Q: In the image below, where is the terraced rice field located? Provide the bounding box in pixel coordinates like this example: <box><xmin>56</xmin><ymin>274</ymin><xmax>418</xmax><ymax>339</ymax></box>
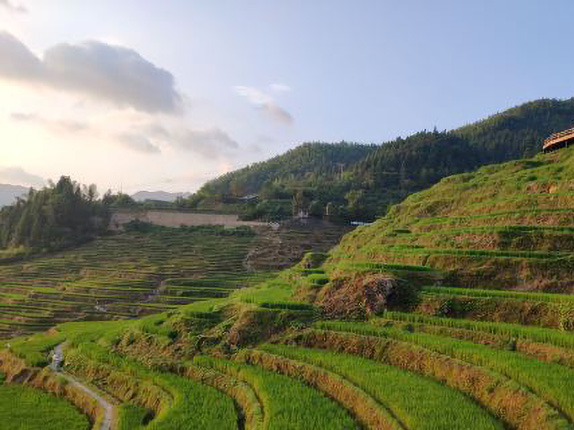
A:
<box><xmin>7</xmin><ymin>283</ymin><xmax>574</xmax><ymax>430</ymax></box>
<box><xmin>0</xmin><ymin>226</ymin><xmax>268</xmax><ymax>338</ymax></box>
<box><xmin>5</xmin><ymin>150</ymin><xmax>574</xmax><ymax>429</ymax></box>
<box><xmin>3</xmin><ymin>295</ymin><xmax>574</xmax><ymax>430</ymax></box>
<box><xmin>327</xmin><ymin>148</ymin><xmax>574</xmax><ymax>293</ymax></box>
<box><xmin>0</xmin><ymin>220</ymin><xmax>349</xmax><ymax>339</ymax></box>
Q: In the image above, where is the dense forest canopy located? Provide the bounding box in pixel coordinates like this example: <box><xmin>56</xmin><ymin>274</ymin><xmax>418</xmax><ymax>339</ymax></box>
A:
<box><xmin>180</xmin><ymin>97</ymin><xmax>574</xmax><ymax>221</ymax></box>
<box><xmin>0</xmin><ymin>177</ymin><xmax>115</xmax><ymax>252</ymax></box>
<box><xmin>455</xmin><ymin>98</ymin><xmax>574</xmax><ymax>160</ymax></box>
<box><xmin>190</xmin><ymin>142</ymin><xmax>377</xmax><ymax>202</ymax></box>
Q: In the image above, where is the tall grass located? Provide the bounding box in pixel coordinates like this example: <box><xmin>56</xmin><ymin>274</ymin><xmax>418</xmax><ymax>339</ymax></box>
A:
<box><xmin>422</xmin><ymin>286</ymin><xmax>574</xmax><ymax>304</ymax></box>
<box><xmin>415</xmin><ymin>208</ymin><xmax>574</xmax><ymax>226</ymax></box>
<box><xmin>116</xmin><ymin>404</ymin><xmax>151</xmax><ymax>430</ymax></box>
<box><xmin>194</xmin><ymin>355</ymin><xmax>360</xmax><ymax>430</ymax></box>
<box><xmin>183</xmin><ymin>363</ymin><xmax>264</xmax><ymax>430</ymax></box>
<box><xmin>237</xmin><ymin>348</ymin><xmax>401</xmax><ymax>430</ymax></box>
<box><xmin>381</xmin><ymin>311</ymin><xmax>574</xmax><ymax>349</ymax></box>
<box><xmin>259</xmin><ymin>344</ymin><xmax>503</xmax><ymax>430</ymax></box>
<box><xmin>0</xmin><ymin>385</ymin><xmax>89</xmax><ymax>430</ymax></box>
<box><xmin>317</xmin><ymin>321</ymin><xmax>574</xmax><ymax>424</ymax></box>
<box><xmin>291</xmin><ymin>327</ymin><xmax>565</xmax><ymax>430</ymax></box>
<box><xmin>375</xmin><ymin>244</ymin><xmax>562</xmax><ymax>259</ymax></box>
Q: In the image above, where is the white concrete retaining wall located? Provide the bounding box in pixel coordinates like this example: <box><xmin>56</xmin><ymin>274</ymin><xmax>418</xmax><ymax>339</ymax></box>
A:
<box><xmin>110</xmin><ymin>209</ymin><xmax>267</xmax><ymax>230</ymax></box>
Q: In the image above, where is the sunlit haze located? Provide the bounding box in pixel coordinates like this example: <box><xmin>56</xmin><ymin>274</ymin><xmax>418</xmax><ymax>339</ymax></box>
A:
<box><xmin>1</xmin><ymin>0</ymin><xmax>573</xmax><ymax>193</ymax></box>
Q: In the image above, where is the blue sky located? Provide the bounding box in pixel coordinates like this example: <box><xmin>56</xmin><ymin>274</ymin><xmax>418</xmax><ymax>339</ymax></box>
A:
<box><xmin>0</xmin><ymin>0</ymin><xmax>573</xmax><ymax>192</ymax></box>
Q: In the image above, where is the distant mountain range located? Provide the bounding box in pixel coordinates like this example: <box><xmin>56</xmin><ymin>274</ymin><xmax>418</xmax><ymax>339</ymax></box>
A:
<box><xmin>0</xmin><ymin>186</ymin><xmax>188</xmax><ymax>207</ymax></box>
<box><xmin>0</xmin><ymin>184</ymin><xmax>28</xmax><ymax>207</ymax></box>
<box><xmin>131</xmin><ymin>191</ymin><xmax>190</xmax><ymax>202</ymax></box>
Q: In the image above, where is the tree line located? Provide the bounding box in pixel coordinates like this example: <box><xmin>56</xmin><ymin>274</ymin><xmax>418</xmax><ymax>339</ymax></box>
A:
<box><xmin>0</xmin><ymin>176</ymin><xmax>130</xmax><ymax>252</ymax></box>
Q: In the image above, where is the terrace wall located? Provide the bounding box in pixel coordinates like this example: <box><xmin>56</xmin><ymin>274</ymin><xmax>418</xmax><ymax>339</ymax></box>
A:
<box><xmin>110</xmin><ymin>209</ymin><xmax>267</xmax><ymax>230</ymax></box>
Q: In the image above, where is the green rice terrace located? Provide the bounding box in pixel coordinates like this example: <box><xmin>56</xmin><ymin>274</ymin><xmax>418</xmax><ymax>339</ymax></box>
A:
<box><xmin>0</xmin><ymin>381</ymin><xmax>90</xmax><ymax>430</ymax></box>
<box><xmin>5</xmin><ymin>147</ymin><xmax>574</xmax><ymax>430</ymax></box>
<box><xmin>0</xmin><ymin>221</ymin><xmax>347</xmax><ymax>340</ymax></box>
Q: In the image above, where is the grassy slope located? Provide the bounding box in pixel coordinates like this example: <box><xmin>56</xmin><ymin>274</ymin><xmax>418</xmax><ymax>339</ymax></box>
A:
<box><xmin>327</xmin><ymin>146</ymin><xmax>574</xmax><ymax>292</ymax></box>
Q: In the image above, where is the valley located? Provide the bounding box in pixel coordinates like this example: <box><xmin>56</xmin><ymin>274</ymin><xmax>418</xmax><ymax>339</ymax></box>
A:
<box><xmin>3</xmin><ymin>144</ymin><xmax>574</xmax><ymax>430</ymax></box>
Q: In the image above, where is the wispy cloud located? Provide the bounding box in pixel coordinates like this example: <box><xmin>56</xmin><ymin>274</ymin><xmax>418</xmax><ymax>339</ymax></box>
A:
<box><xmin>10</xmin><ymin>112</ymin><xmax>89</xmax><ymax>134</ymax></box>
<box><xmin>0</xmin><ymin>0</ymin><xmax>27</xmax><ymax>13</ymax></box>
<box><xmin>0</xmin><ymin>31</ymin><xmax>183</xmax><ymax>113</ymax></box>
<box><xmin>170</xmin><ymin>127</ymin><xmax>240</xmax><ymax>158</ymax></box>
<box><xmin>234</xmin><ymin>85</ymin><xmax>294</xmax><ymax>125</ymax></box>
<box><xmin>117</xmin><ymin>133</ymin><xmax>161</xmax><ymax>154</ymax></box>
<box><xmin>269</xmin><ymin>83</ymin><xmax>292</xmax><ymax>93</ymax></box>
<box><xmin>115</xmin><ymin>121</ymin><xmax>240</xmax><ymax>158</ymax></box>
<box><xmin>8</xmin><ymin>111</ymin><xmax>241</xmax><ymax>159</ymax></box>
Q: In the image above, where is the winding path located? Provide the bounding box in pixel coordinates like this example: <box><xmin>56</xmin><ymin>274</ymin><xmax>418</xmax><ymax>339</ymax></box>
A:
<box><xmin>51</xmin><ymin>344</ymin><xmax>114</xmax><ymax>430</ymax></box>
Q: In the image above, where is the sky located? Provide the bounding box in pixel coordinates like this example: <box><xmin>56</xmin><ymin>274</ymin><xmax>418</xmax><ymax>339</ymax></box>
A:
<box><xmin>0</xmin><ymin>0</ymin><xmax>573</xmax><ymax>194</ymax></box>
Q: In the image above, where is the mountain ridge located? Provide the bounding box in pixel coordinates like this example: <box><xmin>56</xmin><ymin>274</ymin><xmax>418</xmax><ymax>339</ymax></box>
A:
<box><xmin>0</xmin><ymin>184</ymin><xmax>28</xmax><ymax>207</ymax></box>
<box><xmin>183</xmin><ymin>97</ymin><xmax>574</xmax><ymax>221</ymax></box>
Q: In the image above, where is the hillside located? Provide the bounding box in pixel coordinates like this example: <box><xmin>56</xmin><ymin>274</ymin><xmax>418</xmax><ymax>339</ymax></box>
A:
<box><xmin>4</xmin><ymin>147</ymin><xmax>574</xmax><ymax>429</ymax></box>
<box><xmin>187</xmin><ymin>142</ymin><xmax>377</xmax><ymax>219</ymax></box>
<box><xmin>186</xmin><ymin>98</ymin><xmax>574</xmax><ymax>221</ymax></box>
<box><xmin>327</xmin><ymin>145</ymin><xmax>574</xmax><ymax>292</ymax></box>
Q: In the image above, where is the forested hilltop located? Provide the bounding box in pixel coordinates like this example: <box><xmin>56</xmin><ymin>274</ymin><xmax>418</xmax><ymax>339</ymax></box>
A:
<box><xmin>0</xmin><ymin>176</ymin><xmax>130</xmax><ymax>254</ymax></box>
<box><xmin>182</xmin><ymin>98</ymin><xmax>574</xmax><ymax>221</ymax></box>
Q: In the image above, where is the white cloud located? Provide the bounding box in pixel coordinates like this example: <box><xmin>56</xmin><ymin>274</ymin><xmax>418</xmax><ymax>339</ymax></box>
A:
<box><xmin>10</xmin><ymin>112</ymin><xmax>35</xmax><ymax>121</ymax></box>
<box><xmin>0</xmin><ymin>31</ymin><xmax>183</xmax><ymax>113</ymax></box>
<box><xmin>113</xmin><ymin>120</ymin><xmax>240</xmax><ymax>158</ymax></box>
<box><xmin>0</xmin><ymin>32</ymin><xmax>246</xmax><ymax>162</ymax></box>
<box><xmin>234</xmin><ymin>85</ymin><xmax>294</xmax><ymax>125</ymax></box>
<box><xmin>0</xmin><ymin>0</ymin><xmax>27</xmax><ymax>13</ymax></box>
<box><xmin>0</xmin><ymin>166</ymin><xmax>43</xmax><ymax>187</ymax></box>
<box><xmin>235</xmin><ymin>86</ymin><xmax>273</xmax><ymax>105</ymax></box>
